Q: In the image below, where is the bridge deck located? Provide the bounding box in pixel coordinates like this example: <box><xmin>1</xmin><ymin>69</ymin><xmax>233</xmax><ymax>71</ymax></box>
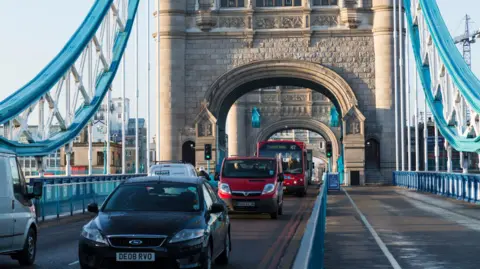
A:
<box><xmin>324</xmin><ymin>186</ymin><xmax>480</xmax><ymax>269</ymax></box>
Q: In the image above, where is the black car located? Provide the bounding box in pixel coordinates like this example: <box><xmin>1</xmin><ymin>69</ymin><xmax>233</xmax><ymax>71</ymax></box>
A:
<box><xmin>78</xmin><ymin>176</ymin><xmax>231</xmax><ymax>269</ymax></box>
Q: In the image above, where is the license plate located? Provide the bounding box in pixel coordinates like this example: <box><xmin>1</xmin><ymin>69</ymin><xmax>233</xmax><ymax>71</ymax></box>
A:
<box><xmin>236</xmin><ymin>201</ymin><xmax>255</xmax><ymax>207</ymax></box>
<box><xmin>116</xmin><ymin>253</ymin><xmax>155</xmax><ymax>262</ymax></box>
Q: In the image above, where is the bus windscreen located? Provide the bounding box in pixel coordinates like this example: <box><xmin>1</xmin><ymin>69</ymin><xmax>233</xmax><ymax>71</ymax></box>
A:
<box><xmin>258</xmin><ymin>143</ymin><xmax>303</xmax><ymax>174</ymax></box>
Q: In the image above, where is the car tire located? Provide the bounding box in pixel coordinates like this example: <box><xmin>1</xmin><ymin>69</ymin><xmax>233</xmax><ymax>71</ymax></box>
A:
<box><xmin>201</xmin><ymin>243</ymin><xmax>213</xmax><ymax>269</ymax></box>
<box><xmin>215</xmin><ymin>231</ymin><xmax>230</xmax><ymax>265</ymax></box>
<box><xmin>278</xmin><ymin>202</ymin><xmax>283</xmax><ymax>215</ymax></box>
<box><xmin>16</xmin><ymin>228</ymin><xmax>36</xmax><ymax>266</ymax></box>
<box><xmin>270</xmin><ymin>208</ymin><xmax>278</xmax><ymax>219</ymax></box>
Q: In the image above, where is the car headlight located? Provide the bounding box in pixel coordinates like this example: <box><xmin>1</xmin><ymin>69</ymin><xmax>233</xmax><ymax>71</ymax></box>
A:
<box><xmin>169</xmin><ymin>229</ymin><xmax>205</xmax><ymax>244</ymax></box>
<box><xmin>81</xmin><ymin>226</ymin><xmax>108</xmax><ymax>245</ymax></box>
<box><xmin>262</xmin><ymin>183</ymin><xmax>275</xmax><ymax>195</ymax></box>
<box><xmin>219</xmin><ymin>183</ymin><xmax>231</xmax><ymax>194</ymax></box>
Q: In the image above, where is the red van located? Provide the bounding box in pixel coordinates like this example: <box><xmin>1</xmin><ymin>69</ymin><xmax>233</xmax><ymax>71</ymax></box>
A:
<box><xmin>217</xmin><ymin>156</ymin><xmax>284</xmax><ymax>219</ymax></box>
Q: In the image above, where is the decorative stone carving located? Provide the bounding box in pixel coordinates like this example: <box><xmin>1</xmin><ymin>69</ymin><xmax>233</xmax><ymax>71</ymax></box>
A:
<box><xmin>198</xmin><ymin>120</ymin><xmax>213</xmax><ymax>137</ymax></box>
<box><xmin>282</xmin><ymin>94</ymin><xmax>306</xmax><ymax>102</ymax></box>
<box><xmin>218</xmin><ymin>17</ymin><xmax>246</xmax><ymax>28</ymax></box>
<box><xmin>195</xmin><ymin>2</ymin><xmax>216</xmax><ymax>32</ymax></box>
<box><xmin>311</xmin><ymin>16</ymin><xmax>338</xmax><ymax>27</ymax></box>
<box><xmin>263</xmin><ymin>94</ymin><xmax>278</xmax><ymax>102</ymax></box>
<box><xmin>255</xmin><ymin>16</ymin><xmax>303</xmax><ymax>29</ymax></box>
<box><xmin>346</xmin><ymin>118</ymin><xmax>361</xmax><ymax>135</ymax></box>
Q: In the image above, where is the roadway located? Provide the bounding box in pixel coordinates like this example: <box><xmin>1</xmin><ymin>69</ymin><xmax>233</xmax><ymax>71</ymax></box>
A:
<box><xmin>0</xmin><ymin>186</ymin><xmax>319</xmax><ymax>269</ymax></box>
<box><xmin>324</xmin><ymin>186</ymin><xmax>480</xmax><ymax>269</ymax></box>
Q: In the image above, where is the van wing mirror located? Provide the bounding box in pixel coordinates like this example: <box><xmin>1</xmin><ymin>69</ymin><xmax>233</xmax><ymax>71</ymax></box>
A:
<box><xmin>27</xmin><ymin>181</ymin><xmax>43</xmax><ymax>199</ymax></box>
<box><xmin>278</xmin><ymin>173</ymin><xmax>284</xmax><ymax>182</ymax></box>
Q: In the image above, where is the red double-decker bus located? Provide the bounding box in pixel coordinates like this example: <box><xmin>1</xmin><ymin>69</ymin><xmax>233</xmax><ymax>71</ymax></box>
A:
<box><xmin>257</xmin><ymin>140</ymin><xmax>307</xmax><ymax>197</ymax></box>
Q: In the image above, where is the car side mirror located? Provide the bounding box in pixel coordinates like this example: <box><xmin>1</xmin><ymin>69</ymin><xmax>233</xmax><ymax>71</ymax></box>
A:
<box><xmin>26</xmin><ymin>181</ymin><xmax>43</xmax><ymax>199</ymax></box>
<box><xmin>210</xmin><ymin>203</ymin><xmax>224</xmax><ymax>214</ymax></box>
<box><xmin>87</xmin><ymin>203</ymin><xmax>99</xmax><ymax>214</ymax></box>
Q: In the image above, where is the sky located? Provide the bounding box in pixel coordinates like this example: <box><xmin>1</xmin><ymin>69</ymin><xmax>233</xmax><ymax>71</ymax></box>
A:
<box><xmin>0</xmin><ymin>0</ymin><xmax>479</xmax><ymax>137</ymax></box>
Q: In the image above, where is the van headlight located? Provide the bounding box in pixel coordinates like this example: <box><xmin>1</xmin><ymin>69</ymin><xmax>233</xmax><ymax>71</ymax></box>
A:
<box><xmin>219</xmin><ymin>183</ymin><xmax>231</xmax><ymax>194</ymax></box>
<box><xmin>262</xmin><ymin>183</ymin><xmax>275</xmax><ymax>195</ymax></box>
<box><xmin>81</xmin><ymin>226</ymin><xmax>108</xmax><ymax>245</ymax></box>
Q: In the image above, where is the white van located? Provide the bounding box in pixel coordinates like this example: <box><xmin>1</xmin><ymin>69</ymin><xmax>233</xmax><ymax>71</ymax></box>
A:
<box><xmin>148</xmin><ymin>162</ymin><xmax>197</xmax><ymax>177</ymax></box>
<box><xmin>0</xmin><ymin>148</ymin><xmax>43</xmax><ymax>266</ymax></box>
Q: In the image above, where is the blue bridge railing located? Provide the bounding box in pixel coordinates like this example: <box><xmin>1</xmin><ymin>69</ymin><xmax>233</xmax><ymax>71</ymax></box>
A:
<box><xmin>28</xmin><ymin>174</ymin><xmax>147</xmax><ymax>221</ymax></box>
<box><xmin>292</xmin><ymin>172</ymin><xmax>331</xmax><ymax>269</ymax></box>
<box><xmin>394</xmin><ymin>171</ymin><xmax>480</xmax><ymax>204</ymax></box>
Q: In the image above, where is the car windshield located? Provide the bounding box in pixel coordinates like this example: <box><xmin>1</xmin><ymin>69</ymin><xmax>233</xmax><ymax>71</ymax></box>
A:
<box><xmin>222</xmin><ymin>159</ymin><xmax>276</xmax><ymax>178</ymax></box>
<box><xmin>102</xmin><ymin>182</ymin><xmax>201</xmax><ymax>212</ymax></box>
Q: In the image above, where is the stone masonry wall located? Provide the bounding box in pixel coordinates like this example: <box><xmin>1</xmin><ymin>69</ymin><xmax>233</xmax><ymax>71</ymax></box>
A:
<box><xmin>184</xmin><ymin>35</ymin><xmax>376</xmax><ymax>133</ymax></box>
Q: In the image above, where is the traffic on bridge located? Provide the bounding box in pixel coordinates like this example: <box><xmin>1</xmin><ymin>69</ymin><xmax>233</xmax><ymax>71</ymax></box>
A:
<box><xmin>1</xmin><ymin>0</ymin><xmax>480</xmax><ymax>268</ymax></box>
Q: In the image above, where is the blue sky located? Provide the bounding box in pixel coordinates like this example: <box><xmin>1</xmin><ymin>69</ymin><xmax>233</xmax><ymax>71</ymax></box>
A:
<box><xmin>0</xmin><ymin>1</ymin><xmax>478</xmax><ymax>133</ymax></box>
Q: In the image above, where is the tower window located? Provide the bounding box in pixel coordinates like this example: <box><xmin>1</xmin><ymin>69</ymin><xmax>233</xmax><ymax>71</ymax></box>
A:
<box><xmin>221</xmin><ymin>0</ymin><xmax>245</xmax><ymax>7</ymax></box>
<box><xmin>256</xmin><ymin>0</ymin><xmax>301</xmax><ymax>6</ymax></box>
<box><xmin>313</xmin><ymin>0</ymin><xmax>338</xmax><ymax>5</ymax></box>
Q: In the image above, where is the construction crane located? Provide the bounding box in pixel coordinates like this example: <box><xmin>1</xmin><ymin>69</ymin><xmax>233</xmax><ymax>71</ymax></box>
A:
<box><xmin>453</xmin><ymin>14</ymin><xmax>480</xmax><ymax>68</ymax></box>
<box><xmin>453</xmin><ymin>15</ymin><xmax>479</xmax><ymax>124</ymax></box>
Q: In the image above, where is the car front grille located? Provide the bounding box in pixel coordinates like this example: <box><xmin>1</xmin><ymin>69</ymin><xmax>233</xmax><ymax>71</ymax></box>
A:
<box><xmin>231</xmin><ymin>191</ymin><xmax>262</xmax><ymax>197</ymax></box>
<box><xmin>107</xmin><ymin>235</ymin><xmax>167</xmax><ymax>248</ymax></box>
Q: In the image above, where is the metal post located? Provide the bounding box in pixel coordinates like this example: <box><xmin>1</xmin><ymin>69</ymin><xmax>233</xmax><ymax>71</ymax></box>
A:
<box><xmin>393</xmin><ymin>0</ymin><xmax>399</xmax><ymax>171</ymax></box>
<box><xmin>135</xmin><ymin>8</ymin><xmax>139</xmax><ymax>174</ymax></box>
<box><xmin>424</xmin><ymin>96</ymin><xmax>428</xmax><ymax>171</ymax></box>
<box><xmin>106</xmin><ymin>9</ymin><xmax>111</xmax><ymax>175</ymax></box>
<box><xmin>399</xmin><ymin>0</ymin><xmax>405</xmax><ymax>171</ymax></box>
<box><xmin>406</xmin><ymin>23</ymin><xmax>411</xmax><ymax>171</ymax></box>
<box><xmin>414</xmin><ymin>53</ymin><xmax>419</xmax><ymax>171</ymax></box>
<box><xmin>88</xmin><ymin>42</ymin><xmax>93</xmax><ymax>176</ymax></box>
<box><xmin>434</xmin><ymin>123</ymin><xmax>439</xmax><ymax>171</ymax></box>
<box><xmin>155</xmin><ymin>0</ymin><xmax>161</xmax><ymax>161</ymax></box>
<box><xmin>146</xmin><ymin>0</ymin><xmax>151</xmax><ymax>172</ymax></box>
<box><xmin>447</xmin><ymin>144</ymin><xmax>452</xmax><ymax>172</ymax></box>
<box><xmin>121</xmin><ymin>54</ymin><xmax>126</xmax><ymax>174</ymax></box>
<box><xmin>66</xmin><ymin>73</ymin><xmax>72</xmax><ymax>177</ymax></box>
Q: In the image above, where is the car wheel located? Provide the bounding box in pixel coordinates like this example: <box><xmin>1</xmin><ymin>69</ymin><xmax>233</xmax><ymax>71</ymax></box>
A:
<box><xmin>202</xmin><ymin>243</ymin><xmax>213</xmax><ymax>269</ymax></box>
<box><xmin>270</xmin><ymin>208</ymin><xmax>278</xmax><ymax>219</ymax></box>
<box><xmin>215</xmin><ymin>231</ymin><xmax>230</xmax><ymax>265</ymax></box>
<box><xmin>16</xmin><ymin>228</ymin><xmax>36</xmax><ymax>266</ymax></box>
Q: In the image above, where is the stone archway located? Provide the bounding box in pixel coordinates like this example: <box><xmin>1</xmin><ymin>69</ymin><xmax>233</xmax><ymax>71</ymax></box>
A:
<box><xmin>197</xmin><ymin>59</ymin><xmax>366</xmax><ymax>183</ymax></box>
<box><xmin>255</xmin><ymin>118</ymin><xmax>341</xmax><ymax>172</ymax></box>
<box><xmin>205</xmin><ymin>59</ymin><xmax>359</xmax><ymax>121</ymax></box>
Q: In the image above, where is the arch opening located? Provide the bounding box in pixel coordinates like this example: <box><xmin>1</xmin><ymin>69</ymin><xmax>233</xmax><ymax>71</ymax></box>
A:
<box><xmin>182</xmin><ymin>141</ymin><xmax>196</xmax><ymax>166</ymax></box>
<box><xmin>365</xmin><ymin>138</ymin><xmax>380</xmax><ymax>169</ymax></box>
<box><xmin>254</xmin><ymin>119</ymin><xmax>340</xmax><ymax>172</ymax></box>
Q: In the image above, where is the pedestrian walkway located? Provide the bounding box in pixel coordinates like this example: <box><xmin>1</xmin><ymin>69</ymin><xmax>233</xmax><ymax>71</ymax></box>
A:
<box><xmin>324</xmin><ymin>186</ymin><xmax>480</xmax><ymax>269</ymax></box>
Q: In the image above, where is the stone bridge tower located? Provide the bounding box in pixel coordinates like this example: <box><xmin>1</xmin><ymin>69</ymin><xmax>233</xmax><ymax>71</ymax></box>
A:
<box><xmin>155</xmin><ymin>0</ymin><xmax>397</xmax><ymax>185</ymax></box>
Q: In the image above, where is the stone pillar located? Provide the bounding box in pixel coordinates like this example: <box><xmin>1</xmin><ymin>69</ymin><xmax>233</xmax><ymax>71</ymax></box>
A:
<box><xmin>227</xmin><ymin>100</ymin><xmax>246</xmax><ymax>156</ymax></box>
<box><xmin>372</xmin><ymin>0</ymin><xmax>395</xmax><ymax>181</ymax></box>
<box><xmin>156</xmin><ymin>0</ymin><xmax>186</xmax><ymax>161</ymax></box>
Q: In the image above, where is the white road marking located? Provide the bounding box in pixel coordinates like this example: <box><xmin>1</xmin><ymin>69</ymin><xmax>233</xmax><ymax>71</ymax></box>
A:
<box><xmin>343</xmin><ymin>188</ymin><xmax>403</xmax><ymax>269</ymax></box>
<box><xmin>68</xmin><ymin>260</ymin><xmax>79</xmax><ymax>266</ymax></box>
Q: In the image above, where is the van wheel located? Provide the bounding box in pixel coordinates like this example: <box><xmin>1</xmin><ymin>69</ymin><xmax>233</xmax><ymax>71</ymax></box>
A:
<box><xmin>16</xmin><ymin>228</ymin><xmax>36</xmax><ymax>266</ymax></box>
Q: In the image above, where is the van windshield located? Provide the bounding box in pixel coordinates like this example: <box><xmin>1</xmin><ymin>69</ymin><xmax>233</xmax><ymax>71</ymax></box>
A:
<box><xmin>222</xmin><ymin>159</ymin><xmax>276</xmax><ymax>179</ymax></box>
